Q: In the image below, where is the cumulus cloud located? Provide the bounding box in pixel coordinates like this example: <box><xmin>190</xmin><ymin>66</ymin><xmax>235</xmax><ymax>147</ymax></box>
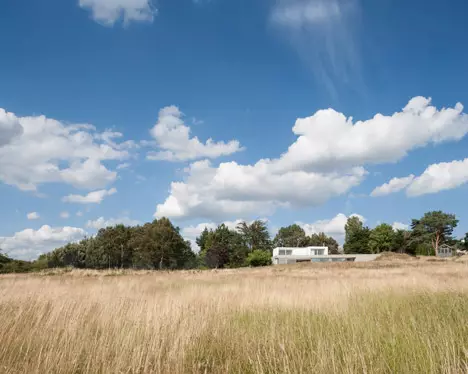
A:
<box><xmin>86</xmin><ymin>216</ymin><xmax>141</xmax><ymax>229</ymax></box>
<box><xmin>0</xmin><ymin>225</ymin><xmax>87</xmax><ymax>261</ymax></box>
<box><xmin>371</xmin><ymin>175</ymin><xmax>415</xmax><ymax>197</ymax></box>
<box><xmin>27</xmin><ymin>212</ymin><xmax>40</xmax><ymax>220</ymax></box>
<box><xmin>79</xmin><ymin>0</ymin><xmax>155</xmax><ymax>26</ymax></box>
<box><xmin>407</xmin><ymin>158</ymin><xmax>468</xmax><ymax>196</ymax></box>
<box><xmin>0</xmin><ymin>108</ymin><xmax>132</xmax><ymax>192</ymax></box>
<box><xmin>275</xmin><ymin>97</ymin><xmax>468</xmax><ymax>172</ymax></box>
<box><xmin>0</xmin><ymin>108</ymin><xmax>23</xmax><ymax>147</ymax></box>
<box><xmin>62</xmin><ymin>188</ymin><xmax>117</xmax><ymax>204</ymax></box>
<box><xmin>146</xmin><ymin>106</ymin><xmax>243</xmax><ymax>162</ymax></box>
<box><xmin>155</xmin><ymin>97</ymin><xmax>468</xmax><ymax>221</ymax></box>
<box><xmin>155</xmin><ymin>159</ymin><xmax>365</xmax><ymax>220</ymax></box>
<box><xmin>298</xmin><ymin>213</ymin><xmax>365</xmax><ymax>241</ymax></box>
<box><xmin>373</xmin><ymin>158</ymin><xmax>468</xmax><ymax>198</ymax></box>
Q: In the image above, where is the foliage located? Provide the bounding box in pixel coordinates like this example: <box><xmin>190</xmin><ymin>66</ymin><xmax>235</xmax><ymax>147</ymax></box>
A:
<box><xmin>1</xmin><ymin>210</ymin><xmax>465</xmax><ymax>274</ymax></box>
<box><xmin>307</xmin><ymin>232</ymin><xmax>340</xmax><ymax>254</ymax></box>
<box><xmin>391</xmin><ymin>229</ymin><xmax>411</xmax><ymax>254</ymax></box>
<box><xmin>273</xmin><ymin>224</ymin><xmax>307</xmax><ymax>247</ymax></box>
<box><xmin>0</xmin><ymin>250</ymin><xmax>42</xmax><ymax>273</ymax></box>
<box><xmin>41</xmin><ymin>218</ymin><xmax>195</xmax><ymax>270</ymax></box>
<box><xmin>343</xmin><ymin>216</ymin><xmax>371</xmax><ymax>254</ymax></box>
<box><xmin>246</xmin><ymin>250</ymin><xmax>272</xmax><ymax>267</ymax></box>
<box><xmin>368</xmin><ymin>224</ymin><xmax>395</xmax><ymax>254</ymax></box>
<box><xmin>463</xmin><ymin>234</ymin><xmax>468</xmax><ymax>251</ymax></box>
<box><xmin>202</xmin><ymin>224</ymin><xmax>249</xmax><ymax>269</ymax></box>
<box><xmin>410</xmin><ymin>211</ymin><xmax>458</xmax><ymax>255</ymax></box>
<box><xmin>236</xmin><ymin>220</ymin><xmax>272</xmax><ymax>252</ymax></box>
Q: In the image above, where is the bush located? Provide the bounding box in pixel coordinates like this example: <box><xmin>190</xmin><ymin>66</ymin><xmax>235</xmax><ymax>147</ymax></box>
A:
<box><xmin>246</xmin><ymin>250</ymin><xmax>272</xmax><ymax>267</ymax></box>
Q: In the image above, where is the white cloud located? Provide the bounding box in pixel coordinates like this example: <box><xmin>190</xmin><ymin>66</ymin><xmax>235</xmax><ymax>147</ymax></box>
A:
<box><xmin>62</xmin><ymin>188</ymin><xmax>117</xmax><ymax>204</ymax></box>
<box><xmin>298</xmin><ymin>213</ymin><xmax>365</xmax><ymax>241</ymax></box>
<box><xmin>0</xmin><ymin>225</ymin><xmax>87</xmax><ymax>261</ymax></box>
<box><xmin>79</xmin><ymin>0</ymin><xmax>155</xmax><ymax>26</ymax></box>
<box><xmin>155</xmin><ymin>159</ymin><xmax>365</xmax><ymax>221</ymax></box>
<box><xmin>275</xmin><ymin>97</ymin><xmax>468</xmax><ymax>172</ymax></box>
<box><xmin>147</xmin><ymin>106</ymin><xmax>243</xmax><ymax>162</ymax></box>
<box><xmin>86</xmin><ymin>216</ymin><xmax>141</xmax><ymax>229</ymax></box>
<box><xmin>155</xmin><ymin>97</ymin><xmax>468</xmax><ymax>221</ymax></box>
<box><xmin>27</xmin><ymin>212</ymin><xmax>40</xmax><ymax>220</ymax></box>
<box><xmin>407</xmin><ymin>158</ymin><xmax>468</xmax><ymax>196</ymax></box>
<box><xmin>373</xmin><ymin>157</ymin><xmax>468</xmax><ymax>198</ymax></box>
<box><xmin>0</xmin><ymin>108</ymin><xmax>132</xmax><ymax>192</ymax></box>
<box><xmin>392</xmin><ymin>222</ymin><xmax>409</xmax><ymax>231</ymax></box>
<box><xmin>0</xmin><ymin>108</ymin><xmax>23</xmax><ymax>147</ymax></box>
<box><xmin>76</xmin><ymin>211</ymin><xmax>84</xmax><ymax>217</ymax></box>
<box><xmin>371</xmin><ymin>175</ymin><xmax>415</xmax><ymax>197</ymax></box>
<box><xmin>60</xmin><ymin>211</ymin><xmax>70</xmax><ymax>219</ymax></box>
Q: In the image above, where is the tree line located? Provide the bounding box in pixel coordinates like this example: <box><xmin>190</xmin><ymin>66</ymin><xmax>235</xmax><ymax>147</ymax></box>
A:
<box><xmin>1</xmin><ymin>210</ymin><xmax>467</xmax><ymax>273</ymax></box>
<box><xmin>343</xmin><ymin>211</ymin><xmax>465</xmax><ymax>256</ymax></box>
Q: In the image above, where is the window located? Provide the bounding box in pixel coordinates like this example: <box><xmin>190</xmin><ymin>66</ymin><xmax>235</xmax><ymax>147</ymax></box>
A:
<box><xmin>279</xmin><ymin>250</ymin><xmax>292</xmax><ymax>256</ymax></box>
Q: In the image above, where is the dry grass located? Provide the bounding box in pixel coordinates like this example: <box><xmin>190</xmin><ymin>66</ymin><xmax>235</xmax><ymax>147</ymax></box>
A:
<box><xmin>1</xmin><ymin>261</ymin><xmax>468</xmax><ymax>373</ymax></box>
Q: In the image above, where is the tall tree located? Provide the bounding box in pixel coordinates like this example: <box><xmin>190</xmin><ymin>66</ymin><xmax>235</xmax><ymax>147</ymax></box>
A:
<box><xmin>307</xmin><ymin>232</ymin><xmax>340</xmax><ymax>254</ymax></box>
<box><xmin>392</xmin><ymin>229</ymin><xmax>411</xmax><ymax>253</ymax></box>
<box><xmin>237</xmin><ymin>220</ymin><xmax>271</xmax><ymax>252</ymax></box>
<box><xmin>343</xmin><ymin>216</ymin><xmax>371</xmax><ymax>254</ymax></box>
<box><xmin>410</xmin><ymin>211</ymin><xmax>458</xmax><ymax>256</ymax></box>
<box><xmin>205</xmin><ymin>224</ymin><xmax>233</xmax><ymax>268</ymax></box>
<box><xmin>196</xmin><ymin>227</ymin><xmax>211</xmax><ymax>253</ymax></box>
<box><xmin>368</xmin><ymin>224</ymin><xmax>395</xmax><ymax>254</ymax></box>
<box><xmin>273</xmin><ymin>224</ymin><xmax>307</xmax><ymax>247</ymax></box>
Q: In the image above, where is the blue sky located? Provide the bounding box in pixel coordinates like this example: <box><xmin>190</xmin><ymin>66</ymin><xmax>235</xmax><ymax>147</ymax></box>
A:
<box><xmin>1</xmin><ymin>0</ymin><xmax>468</xmax><ymax>260</ymax></box>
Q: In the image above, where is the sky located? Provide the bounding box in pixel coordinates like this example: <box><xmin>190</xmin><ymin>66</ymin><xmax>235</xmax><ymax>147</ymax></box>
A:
<box><xmin>1</xmin><ymin>0</ymin><xmax>468</xmax><ymax>260</ymax></box>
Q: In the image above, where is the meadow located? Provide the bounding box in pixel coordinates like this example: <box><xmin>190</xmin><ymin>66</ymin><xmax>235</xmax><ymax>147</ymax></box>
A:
<box><xmin>1</xmin><ymin>257</ymin><xmax>468</xmax><ymax>373</ymax></box>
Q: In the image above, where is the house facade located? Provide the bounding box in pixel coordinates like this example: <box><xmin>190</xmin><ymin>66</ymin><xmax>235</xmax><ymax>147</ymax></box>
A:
<box><xmin>272</xmin><ymin>246</ymin><xmax>379</xmax><ymax>265</ymax></box>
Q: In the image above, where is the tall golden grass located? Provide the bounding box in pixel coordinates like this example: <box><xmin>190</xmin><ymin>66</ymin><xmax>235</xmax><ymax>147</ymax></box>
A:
<box><xmin>1</xmin><ymin>260</ymin><xmax>468</xmax><ymax>373</ymax></box>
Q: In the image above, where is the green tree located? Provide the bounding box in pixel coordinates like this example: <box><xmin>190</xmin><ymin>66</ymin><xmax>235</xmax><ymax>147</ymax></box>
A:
<box><xmin>463</xmin><ymin>234</ymin><xmax>468</xmax><ymax>251</ymax></box>
<box><xmin>368</xmin><ymin>224</ymin><xmax>395</xmax><ymax>254</ymax></box>
<box><xmin>246</xmin><ymin>250</ymin><xmax>272</xmax><ymax>267</ymax></box>
<box><xmin>307</xmin><ymin>232</ymin><xmax>340</xmax><ymax>254</ymax></box>
<box><xmin>237</xmin><ymin>220</ymin><xmax>272</xmax><ymax>252</ymax></box>
<box><xmin>273</xmin><ymin>224</ymin><xmax>307</xmax><ymax>247</ymax></box>
<box><xmin>196</xmin><ymin>227</ymin><xmax>211</xmax><ymax>253</ymax></box>
<box><xmin>392</xmin><ymin>229</ymin><xmax>411</xmax><ymax>253</ymax></box>
<box><xmin>343</xmin><ymin>216</ymin><xmax>371</xmax><ymax>254</ymax></box>
<box><xmin>205</xmin><ymin>224</ymin><xmax>232</xmax><ymax>268</ymax></box>
<box><xmin>410</xmin><ymin>211</ymin><xmax>458</xmax><ymax>256</ymax></box>
<box><xmin>129</xmin><ymin>218</ymin><xmax>194</xmax><ymax>269</ymax></box>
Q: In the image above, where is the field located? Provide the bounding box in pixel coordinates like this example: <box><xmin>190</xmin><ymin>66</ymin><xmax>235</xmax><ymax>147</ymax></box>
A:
<box><xmin>1</xmin><ymin>258</ymin><xmax>468</xmax><ymax>373</ymax></box>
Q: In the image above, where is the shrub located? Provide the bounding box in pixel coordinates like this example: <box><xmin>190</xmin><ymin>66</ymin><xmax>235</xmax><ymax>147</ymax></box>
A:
<box><xmin>246</xmin><ymin>250</ymin><xmax>272</xmax><ymax>267</ymax></box>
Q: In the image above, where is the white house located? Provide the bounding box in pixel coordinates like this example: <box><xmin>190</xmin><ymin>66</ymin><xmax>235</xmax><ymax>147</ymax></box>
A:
<box><xmin>272</xmin><ymin>246</ymin><xmax>379</xmax><ymax>265</ymax></box>
<box><xmin>272</xmin><ymin>246</ymin><xmax>329</xmax><ymax>265</ymax></box>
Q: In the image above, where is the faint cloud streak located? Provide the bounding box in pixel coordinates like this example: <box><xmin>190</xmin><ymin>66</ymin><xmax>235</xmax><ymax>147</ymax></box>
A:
<box><xmin>270</xmin><ymin>0</ymin><xmax>363</xmax><ymax>96</ymax></box>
